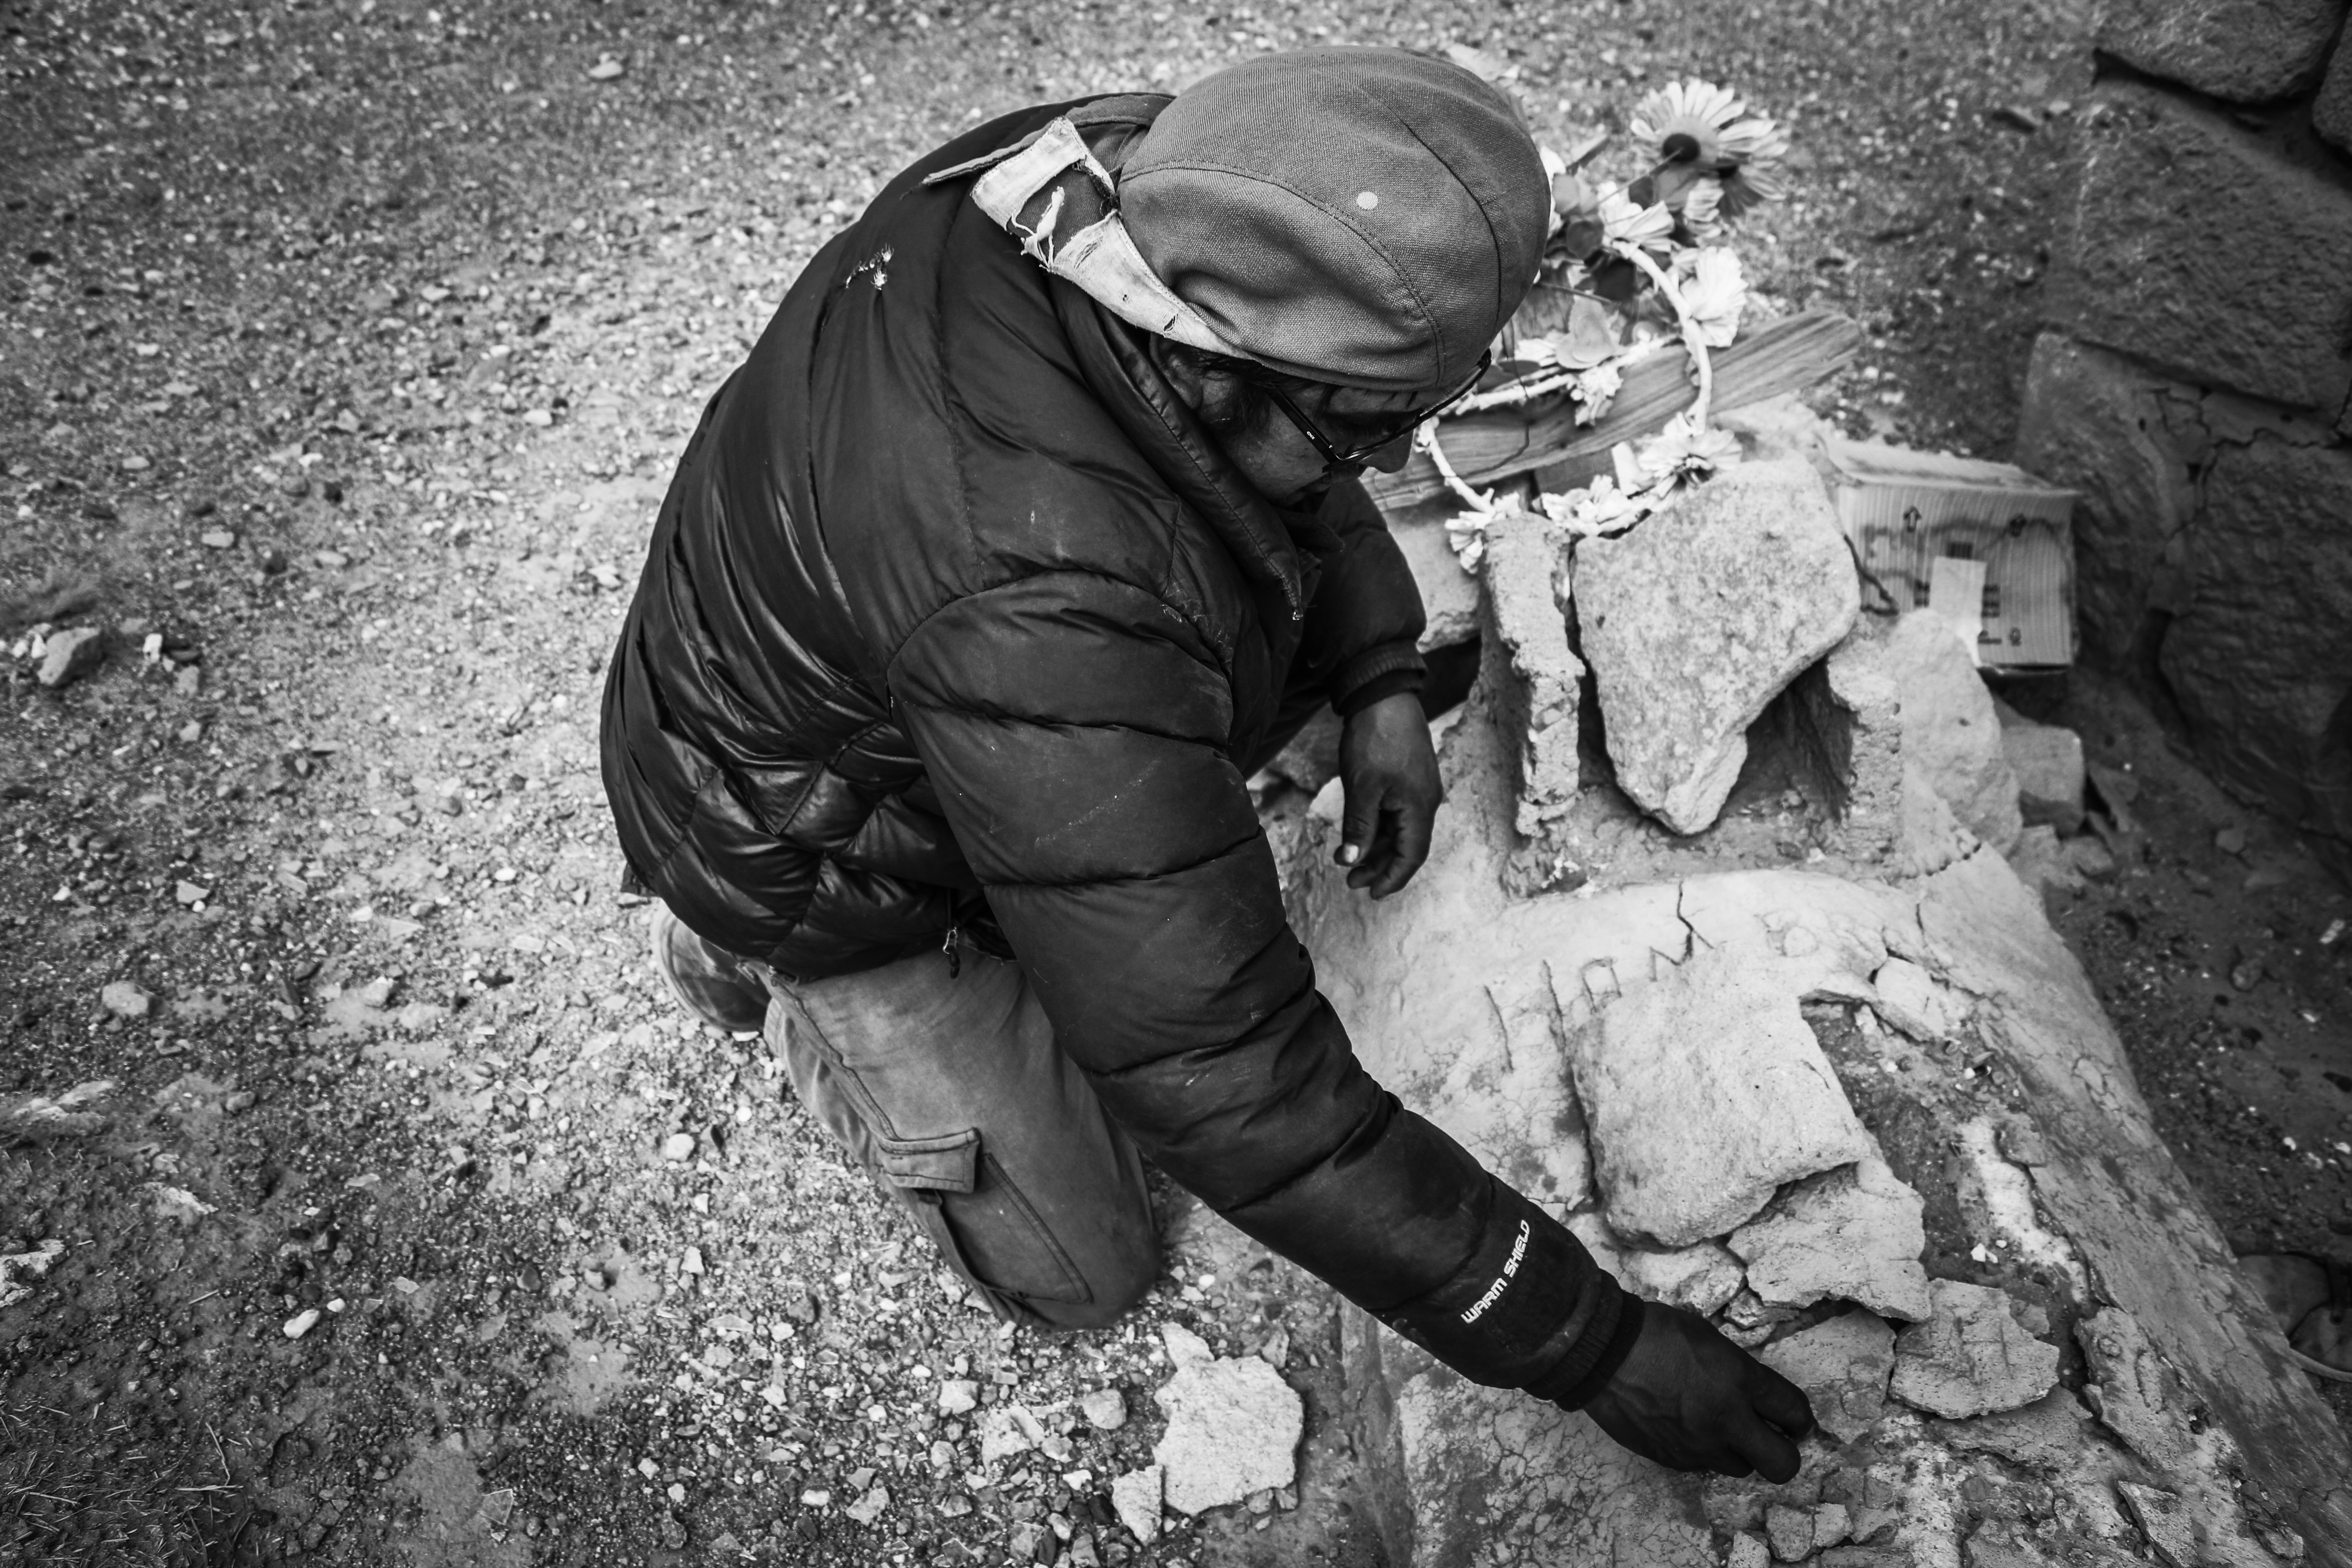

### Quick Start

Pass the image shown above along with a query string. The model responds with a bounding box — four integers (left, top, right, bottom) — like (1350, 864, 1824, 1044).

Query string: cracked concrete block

(1570, 944, 1876, 1248)
(1812, 1503, 1853, 1551)
(1868, 957, 1967, 1042)
(2050, 83, 2352, 415)
(1576, 459, 1859, 835)
(2096, 0, 2341, 100)
(1729, 1157, 1933, 1322)
(1730, 1532, 1772, 1568)
(1151, 1353, 1301, 1515)
(1479, 505, 1582, 839)
(2156, 437, 2352, 843)
(1755, 1312, 1897, 1444)
(1880, 612, 2021, 853)
(1889, 1280, 2059, 1418)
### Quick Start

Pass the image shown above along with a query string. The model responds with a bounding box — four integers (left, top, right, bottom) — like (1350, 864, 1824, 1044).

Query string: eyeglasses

(1235, 351, 1494, 470)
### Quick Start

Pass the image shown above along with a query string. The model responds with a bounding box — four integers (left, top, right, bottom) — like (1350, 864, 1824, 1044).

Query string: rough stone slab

(2012, 335, 2201, 665)
(2000, 719, 2086, 837)
(1569, 944, 1875, 1248)
(2096, 0, 2341, 101)
(2050, 83, 2352, 414)
(2156, 437, 2352, 842)
(1344, 1307, 1719, 1568)
(1479, 505, 1582, 838)
(1755, 1312, 1897, 1444)
(1151, 1353, 1301, 1515)
(1576, 459, 1859, 834)
(1889, 1279, 2059, 1418)
(1729, 1156, 1933, 1322)
(2320, 42, 2352, 156)
(1878, 612, 2022, 852)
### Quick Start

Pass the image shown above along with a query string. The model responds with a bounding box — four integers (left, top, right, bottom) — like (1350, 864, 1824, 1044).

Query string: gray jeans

(666, 917, 1160, 1330)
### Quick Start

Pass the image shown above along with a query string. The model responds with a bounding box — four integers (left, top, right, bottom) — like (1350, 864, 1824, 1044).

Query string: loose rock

(1730, 1157, 1932, 1322)
(1110, 1465, 1162, 1544)
(38, 626, 105, 690)
(1617, 1240, 1746, 1315)
(1576, 459, 1860, 835)
(1867, 957, 1967, 1042)
(101, 981, 153, 1019)
(1078, 1386, 1127, 1430)
(1766, 1503, 1815, 1562)
(1151, 1353, 1302, 1515)
(1754, 1311, 1897, 1444)
(1889, 1279, 2058, 1417)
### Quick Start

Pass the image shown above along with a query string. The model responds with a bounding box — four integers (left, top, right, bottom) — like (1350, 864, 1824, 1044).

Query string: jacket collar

(1053, 283, 1311, 622)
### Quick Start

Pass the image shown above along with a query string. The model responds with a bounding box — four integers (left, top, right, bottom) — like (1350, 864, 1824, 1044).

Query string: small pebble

(661, 1132, 696, 1162)
(283, 1308, 321, 1339)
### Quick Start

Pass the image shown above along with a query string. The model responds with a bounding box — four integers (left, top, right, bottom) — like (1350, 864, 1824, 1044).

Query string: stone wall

(2017, 2, 2352, 845)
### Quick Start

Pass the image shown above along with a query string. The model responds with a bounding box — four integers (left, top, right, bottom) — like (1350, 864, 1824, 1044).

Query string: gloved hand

(1582, 1304, 1816, 1480)
(1335, 690, 1443, 899)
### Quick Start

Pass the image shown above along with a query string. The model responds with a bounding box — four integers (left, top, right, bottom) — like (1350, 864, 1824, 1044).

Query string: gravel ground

(15, 0, 2337, 1564)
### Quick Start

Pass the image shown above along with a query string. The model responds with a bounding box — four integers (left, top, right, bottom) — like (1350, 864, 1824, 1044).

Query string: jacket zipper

(943, 924, 961, 980)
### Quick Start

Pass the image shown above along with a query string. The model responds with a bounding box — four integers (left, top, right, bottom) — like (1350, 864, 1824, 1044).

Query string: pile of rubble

(1262, 417, 2351, 1566)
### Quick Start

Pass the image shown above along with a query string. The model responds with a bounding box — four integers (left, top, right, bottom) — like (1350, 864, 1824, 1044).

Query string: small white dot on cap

(1355, 190, 1379, 210)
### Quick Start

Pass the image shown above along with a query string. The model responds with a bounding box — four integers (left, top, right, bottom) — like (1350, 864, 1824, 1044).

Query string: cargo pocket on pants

(874, 1129, 1091, 1308)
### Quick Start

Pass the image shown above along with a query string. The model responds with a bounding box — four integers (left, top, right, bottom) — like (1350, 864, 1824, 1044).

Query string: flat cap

(1118, 47, 1551, 392)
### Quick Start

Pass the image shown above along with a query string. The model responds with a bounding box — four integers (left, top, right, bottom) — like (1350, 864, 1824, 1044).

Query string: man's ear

(1147, 336, 1214, 414)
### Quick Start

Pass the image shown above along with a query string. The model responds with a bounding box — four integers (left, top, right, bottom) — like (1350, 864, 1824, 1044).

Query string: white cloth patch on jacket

(965, 116, 1252, 362)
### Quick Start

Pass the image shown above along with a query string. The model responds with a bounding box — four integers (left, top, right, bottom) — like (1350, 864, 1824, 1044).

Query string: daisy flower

(1631, 79, 1745, 168)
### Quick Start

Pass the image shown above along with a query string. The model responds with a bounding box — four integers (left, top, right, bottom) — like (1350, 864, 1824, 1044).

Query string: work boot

(651, 907, 771, 1034)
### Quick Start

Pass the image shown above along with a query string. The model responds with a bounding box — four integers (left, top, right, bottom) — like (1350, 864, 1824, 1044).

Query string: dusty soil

(9, 0, 2336, 1563)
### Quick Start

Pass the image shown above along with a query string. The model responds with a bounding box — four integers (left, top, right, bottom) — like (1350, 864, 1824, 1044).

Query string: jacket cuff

(1368, 1182, 1628, 1392)
(1329, 640, 1426, 718)
(1334, 667, 1424, 719)
(1526, 1290, 1645, 1410)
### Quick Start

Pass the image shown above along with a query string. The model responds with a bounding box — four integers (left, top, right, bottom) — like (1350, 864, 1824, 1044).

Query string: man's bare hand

(1582, 1305, 1816, 1480)
(1335, 691, 1442, 899)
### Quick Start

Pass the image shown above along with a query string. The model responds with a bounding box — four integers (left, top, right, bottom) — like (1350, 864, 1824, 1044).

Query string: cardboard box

(1820, 436, 2077, 670)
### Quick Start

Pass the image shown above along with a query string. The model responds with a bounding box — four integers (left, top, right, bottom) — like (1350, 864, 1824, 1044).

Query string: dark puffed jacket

(600, 98, 1635, 1403)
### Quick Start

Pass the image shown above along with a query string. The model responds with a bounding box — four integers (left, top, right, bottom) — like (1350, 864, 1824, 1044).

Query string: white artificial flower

(1570, 361, 1623, 425)
(1596, 183, 1675, 255)
(1635, 410, 1744, 482)
(1676, 249, 1746, 349)
(1444, 509, 1491, 571)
